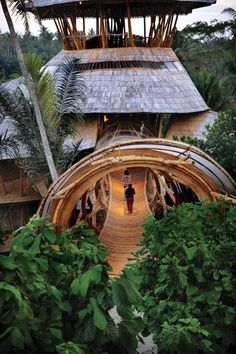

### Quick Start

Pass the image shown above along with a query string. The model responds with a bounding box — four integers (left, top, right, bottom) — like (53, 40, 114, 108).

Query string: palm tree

(0, 0, 58, 181)
(0, 54, 86, 184)
(222, 7, 236, 19)
(222, 7, 236, 38)
(190, 68, 232, 111)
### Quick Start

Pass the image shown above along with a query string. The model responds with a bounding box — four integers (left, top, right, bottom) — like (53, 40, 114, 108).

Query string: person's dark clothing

(125, 186, 135, 213)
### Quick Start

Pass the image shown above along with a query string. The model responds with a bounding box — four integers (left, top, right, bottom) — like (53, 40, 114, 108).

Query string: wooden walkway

(99, 167, 150, 276)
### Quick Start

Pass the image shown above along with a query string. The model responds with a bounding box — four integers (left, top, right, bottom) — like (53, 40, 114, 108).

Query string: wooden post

(7, 211, 14, 232)
(64, 16, 81, 50)
(99, 6, 107, 48)
(20, 206, 24, 226)
(0, 170, 7, 194)
(60, 18, 71, 50)
(158, 114, 163, 138)
(81, 191, 88, 219)
(162, 12, 173, 47)
(83, 17, 86, 49)
(168, 14, 179, 47)
(20, 168, 24, 197)
(148, 16, 155, 46)
(143, 16, 146, 44)
(54, 19, 64, 48)
(126, 1, 134, 47)
(96, 16, 99, 35)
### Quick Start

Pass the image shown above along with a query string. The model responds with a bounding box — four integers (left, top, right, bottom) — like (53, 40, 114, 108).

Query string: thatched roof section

(32, 0, 216, 18)
(166, 110, 217, 140)
(47, 48, 208, 114)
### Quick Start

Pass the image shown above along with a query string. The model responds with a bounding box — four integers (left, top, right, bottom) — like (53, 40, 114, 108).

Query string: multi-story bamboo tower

(28, 0, 234, 274)
(33, 0, 216, 143)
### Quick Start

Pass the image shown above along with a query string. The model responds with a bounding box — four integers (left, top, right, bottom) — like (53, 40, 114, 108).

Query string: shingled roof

(33, 0, 216, 8)
(31, 0, 216, 18)
(47, 47, 208, 114)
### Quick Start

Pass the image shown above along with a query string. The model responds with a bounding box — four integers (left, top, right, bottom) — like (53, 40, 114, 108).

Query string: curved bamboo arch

(38, 139, 236, 227)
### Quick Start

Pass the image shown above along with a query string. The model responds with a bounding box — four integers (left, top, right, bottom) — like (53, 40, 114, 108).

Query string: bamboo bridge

(38, 138, 236, 275)
(99, 168, 150, 275)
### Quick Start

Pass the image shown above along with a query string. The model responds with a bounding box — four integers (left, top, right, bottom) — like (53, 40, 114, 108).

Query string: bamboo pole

(82, 17, 86, 49)
(162, 13, 173, 47)
(143, 16, 146, 43)
(157, 172, 176, 204)
(158, 114, 163, 138)
(99, 6, 106, 48)
(167, 14, 179, 47)
(148, 15, 155, 46)
(54, 19, 64, 48)
(210, 191, 236, 204)
(64, 16, 81, 50)
(58, 19, 69, 49)
(7, 211, 13, 232)
(20, 168, 24, 197)
(126, 1, 134, 47)
(20, 206, 24, 226)
(96, 16, 99, 35)
(0, 170, 7, 194)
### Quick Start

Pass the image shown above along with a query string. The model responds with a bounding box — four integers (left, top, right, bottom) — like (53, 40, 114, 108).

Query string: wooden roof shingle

(47, 48, 208, 114)
(31, 0, 216, 18)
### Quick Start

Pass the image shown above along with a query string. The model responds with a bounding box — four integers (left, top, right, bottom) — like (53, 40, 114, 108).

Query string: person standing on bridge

(125, 184, 135, 213)
(121, 169, 131, 189)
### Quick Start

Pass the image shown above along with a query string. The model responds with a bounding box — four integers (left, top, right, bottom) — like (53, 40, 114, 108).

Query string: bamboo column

(64, 16, 81, 50)
(126, 1, 134, 47)
(20, 168, 24, 197)
(0, 170, 7, 194)
(157, 114, 163, 138)
(148, 16, 155, 46)
(99, 6, 107, 48)
(143, 16, 146, 44)
(82, 17, 86, 49)
(167, 14, 179, 47)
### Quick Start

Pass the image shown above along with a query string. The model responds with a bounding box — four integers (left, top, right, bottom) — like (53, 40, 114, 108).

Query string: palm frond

(8, 0, 31, 34)
(0, 130, 19, 159)
(1, 54, 87, 182)
(24, 53, 60, 131)
(222, 7, 236, 19)
(54, 57, 86, 121)
(61, 140, 82, 171)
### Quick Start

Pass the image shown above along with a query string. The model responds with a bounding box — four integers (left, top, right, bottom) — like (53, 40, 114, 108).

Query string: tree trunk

(1, 0, 58, 181)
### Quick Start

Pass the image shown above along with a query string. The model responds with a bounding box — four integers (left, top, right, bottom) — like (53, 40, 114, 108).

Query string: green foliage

(0, 29, 61, 82)
(173, 17, 236, 110)
(0, 53, 86, 184)
(190, 69, 231, 110)
(175, 110, 236, 179)
(133, 200, 236, 353)
(0, 216, 143, 353)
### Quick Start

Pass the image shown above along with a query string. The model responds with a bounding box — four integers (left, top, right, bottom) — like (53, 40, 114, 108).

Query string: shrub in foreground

(134, 199, 236, 354)
(0, 215, 143, 353)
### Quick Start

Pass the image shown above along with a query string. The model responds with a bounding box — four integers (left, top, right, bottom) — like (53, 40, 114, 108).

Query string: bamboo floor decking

(99, 167, 150, 276)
